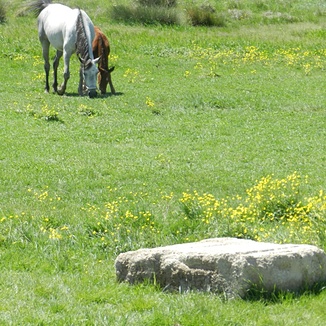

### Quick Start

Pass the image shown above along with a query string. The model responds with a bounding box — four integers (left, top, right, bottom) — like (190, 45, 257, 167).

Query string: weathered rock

(115, 238, 326, 298)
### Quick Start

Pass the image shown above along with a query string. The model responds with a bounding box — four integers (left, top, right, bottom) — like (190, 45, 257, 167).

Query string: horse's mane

(75, 9, 92, 69)
(23, 0, 52, 16)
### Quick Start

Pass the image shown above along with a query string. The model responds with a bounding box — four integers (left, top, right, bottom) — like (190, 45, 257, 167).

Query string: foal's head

(98, 66, 115, 94)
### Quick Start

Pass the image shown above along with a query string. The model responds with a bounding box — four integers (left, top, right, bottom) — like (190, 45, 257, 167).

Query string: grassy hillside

(0, 0, 326, 324)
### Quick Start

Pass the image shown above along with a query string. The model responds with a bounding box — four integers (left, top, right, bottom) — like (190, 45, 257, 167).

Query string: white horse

(29, 0, 99, 98)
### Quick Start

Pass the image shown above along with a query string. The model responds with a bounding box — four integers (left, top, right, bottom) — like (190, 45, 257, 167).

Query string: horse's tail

(21, 0, 52, 16)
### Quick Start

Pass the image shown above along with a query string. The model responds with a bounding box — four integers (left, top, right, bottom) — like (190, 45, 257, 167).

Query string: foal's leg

(53, 50, 63, 93)
(57, 50, 71, 96)
(108, 69, 116, 95)
(41, 39, 51, 93)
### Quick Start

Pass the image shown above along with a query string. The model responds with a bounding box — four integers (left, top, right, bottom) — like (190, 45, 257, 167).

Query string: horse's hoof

(57, 89, 65, 96)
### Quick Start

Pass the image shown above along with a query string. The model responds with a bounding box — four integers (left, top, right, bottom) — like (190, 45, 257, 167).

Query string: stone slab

(115, 238, 326, 298)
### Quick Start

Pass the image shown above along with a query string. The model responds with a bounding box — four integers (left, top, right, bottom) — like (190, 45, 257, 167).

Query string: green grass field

(0, 0, 326, 324)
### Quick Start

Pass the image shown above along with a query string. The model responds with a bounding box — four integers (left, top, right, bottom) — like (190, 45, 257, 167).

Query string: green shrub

(110, 4, 180, 25)
(136, 0, 177, 8)
(110, 5, 133, 23)
(186, 4, 227, 27)
(0, 0, 6, 23)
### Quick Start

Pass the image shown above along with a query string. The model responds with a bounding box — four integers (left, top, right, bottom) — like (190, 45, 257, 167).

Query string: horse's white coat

(37, 3, 98, 97)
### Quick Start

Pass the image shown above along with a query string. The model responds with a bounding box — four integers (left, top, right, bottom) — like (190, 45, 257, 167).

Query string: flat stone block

(115, 238, 326, 298)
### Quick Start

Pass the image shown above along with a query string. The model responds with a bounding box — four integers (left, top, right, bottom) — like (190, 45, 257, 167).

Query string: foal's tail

(21, 0, 52, 16)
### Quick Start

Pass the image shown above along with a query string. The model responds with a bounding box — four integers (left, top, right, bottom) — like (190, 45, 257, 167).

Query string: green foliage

(108, 0, 326, 26)
(110, 4, 181, 25)
(186, 4, 227, 26)
(136, 0, 177, 7)
(0, 0, 6, 23)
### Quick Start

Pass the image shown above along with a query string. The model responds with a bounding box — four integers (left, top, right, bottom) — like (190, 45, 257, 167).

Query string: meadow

(0, 0, 326, 324)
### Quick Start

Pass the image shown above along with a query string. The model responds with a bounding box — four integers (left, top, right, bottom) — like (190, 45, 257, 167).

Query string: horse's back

(38, 4, 95, 52)
(38, 3, 75, 27)
(38, 4, 76, 50)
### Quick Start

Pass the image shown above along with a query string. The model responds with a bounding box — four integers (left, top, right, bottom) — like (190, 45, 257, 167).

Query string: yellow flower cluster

(275, 48, 324, 73)
(30, 187, 61, 210)
(85, 190, 158, 249)
(40, 223, 71, 240)
(13, 53, 26, 61)
(123, 68, 139, 83)
(188, 43, 326, 76)
(146, 96, 155, 107)
(180, 173, 326, 246)
(1, 176, 325, 250)
(41, 104, 59, 121)
(25, 104, 60, 121)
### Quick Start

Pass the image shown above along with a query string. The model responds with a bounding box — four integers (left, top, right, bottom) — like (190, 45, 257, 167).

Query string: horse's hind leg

(53, 50, 63, 93)
(40, 39, 50, 93)
(57, 50, 71, 96)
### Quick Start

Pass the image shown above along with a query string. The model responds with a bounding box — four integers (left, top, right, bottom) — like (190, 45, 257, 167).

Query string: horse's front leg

(57, 51, 71, 96)
(78, 66, 86, 96)
(108, 73, 116, 95)
(53, 50, 63, 93)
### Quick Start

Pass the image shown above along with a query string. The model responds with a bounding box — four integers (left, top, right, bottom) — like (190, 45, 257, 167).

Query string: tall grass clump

(0, 0, 6, 23)
(110, 0, 180, 25)
(186, 3, 227, 26)
(136, 0, 177, 7)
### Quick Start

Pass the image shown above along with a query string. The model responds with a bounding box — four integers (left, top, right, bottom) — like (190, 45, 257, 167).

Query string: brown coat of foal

(92, 26, 116, 95)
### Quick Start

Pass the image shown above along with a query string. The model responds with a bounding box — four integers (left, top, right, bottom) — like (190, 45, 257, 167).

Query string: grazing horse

(92, 26, 116, 95)
(29, 0, 99, 98)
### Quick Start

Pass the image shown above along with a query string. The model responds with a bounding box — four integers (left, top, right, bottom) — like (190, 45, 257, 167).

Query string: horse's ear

(98, 66, 114, 73)
(94, 56, 101, 64)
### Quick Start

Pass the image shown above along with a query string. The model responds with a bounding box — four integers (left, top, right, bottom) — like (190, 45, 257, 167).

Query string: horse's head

(80, 57, 100, 98)
(98, 66, 115, 94)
